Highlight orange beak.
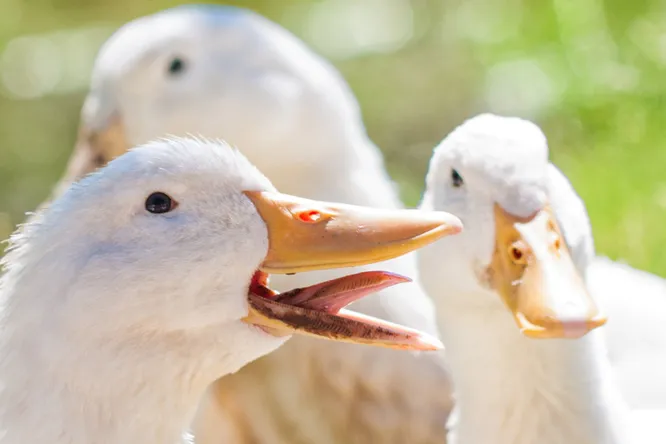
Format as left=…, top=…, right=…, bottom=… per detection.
left=486, top=204, right=606, bottom=339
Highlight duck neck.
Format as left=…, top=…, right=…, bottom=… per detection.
left=261, top=135, right=403, bottom=209
left=0, top=270, right=268, bottom=444
left=437, top=296, right=631, bottom=444
left=0, top=322, right=235, bottom=444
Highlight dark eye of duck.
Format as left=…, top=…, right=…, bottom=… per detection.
left=145, top=192, right=177, bottom=214
left=451, top=169, right=464, bottom=188
left=167, top=57, right=186, bottom=76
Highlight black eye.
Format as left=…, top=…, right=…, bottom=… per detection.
left=451, top=169, right=464, bottom=188
left=167, top=57, right=186, bottom=76
left=145, top=192, right=177, bottom=214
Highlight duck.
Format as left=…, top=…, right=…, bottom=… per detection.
left=0, top=137, right=463, bottom=444
left=49, top=5, right=456, bottom=443
left=417, top=113, right=666, bottom=444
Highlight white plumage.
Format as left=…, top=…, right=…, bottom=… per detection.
left=418, top=113, right=666, bottom=444
left=3, top=137, right=456, bottom=443
left=54, top=6, right=454, bottom=443
left=0, top=139, right=288, bottom=444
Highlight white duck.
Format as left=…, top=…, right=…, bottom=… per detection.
left=1, top=137, right=463, bottom=444
left=418, top=113, right=666, bottom=444
left=52, top=5, right=455, bottom=443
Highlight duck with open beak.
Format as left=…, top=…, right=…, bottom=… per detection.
left=486, top=204, right=607, bottom=339
left=240, top=190, right=463, bottom=350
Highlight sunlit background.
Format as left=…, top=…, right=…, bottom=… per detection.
left=1, top=0, right=664, bottom=275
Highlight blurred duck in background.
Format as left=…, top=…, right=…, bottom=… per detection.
left=48, top=5, right=455, bottom=444
left=418, top=114, right=666, bottom=444
left=1, top=137, right=459, bottom=444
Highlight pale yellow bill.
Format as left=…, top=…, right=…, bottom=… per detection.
left=244, top=190, right=463, bottom=274
left=51, top=115, right=130, bottom=200
left=240, top=191, right=463, bottom=350
left=487, top=204, right=606, bottom=339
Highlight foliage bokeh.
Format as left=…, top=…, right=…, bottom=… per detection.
left=1, top=0, right=664, bottom=274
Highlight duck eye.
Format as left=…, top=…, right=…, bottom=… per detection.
left=167, top=57, right=186, bottom=76
left=145, top=192, right=177, bottom=214
left=451, top=169, right=464, bottom=188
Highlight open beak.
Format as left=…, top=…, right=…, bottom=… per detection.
left=241, top=190, right=464, bottom=350
left=245, top=271, right=445, bottom=350
left=486, top=204, right=606, bottom=339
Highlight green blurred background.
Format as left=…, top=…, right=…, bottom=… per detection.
left=0, top=0, right=664, bottom=275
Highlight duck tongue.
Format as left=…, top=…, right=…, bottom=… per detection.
left=274, top=271, right=410, bottom=314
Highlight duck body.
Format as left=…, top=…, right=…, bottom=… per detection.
left=418, top=114, right=666, bottom=444
left=436, top=310, right=631, bottom=444
left=57, top=6, right=454, bottom=443
left=587, top=257, right=666, bottom=409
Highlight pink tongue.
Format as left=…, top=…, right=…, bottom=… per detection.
left=274, top=271, right=410, bottom=314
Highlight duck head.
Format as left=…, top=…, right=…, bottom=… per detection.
left=12, top=138, right=462, bottom=369
left=418, top=114, right=606, bottom=339
left=59, top=6, right=366, bottom=192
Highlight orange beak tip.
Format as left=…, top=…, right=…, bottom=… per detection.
left=519, top=327, right=545, bottom=339
left=515, top=311, right=608, bottom=340
left=590, top=314, right=608, bottom=330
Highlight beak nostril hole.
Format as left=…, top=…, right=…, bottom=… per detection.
left=553, top=237, right=562, bottom=251
left=296, top=210, right=322, bottom=223
left=508, top=244, right=527, bottom=265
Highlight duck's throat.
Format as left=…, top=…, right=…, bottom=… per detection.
left=438, top=305, right=630, bottom=444
left=0, top=319, right=267, bottom=444
left=0, top=337, right=207, bottom=444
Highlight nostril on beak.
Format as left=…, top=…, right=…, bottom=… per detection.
left=508, top=241, right=528, bottom=265
left=553, top=236, right=562, bottom=251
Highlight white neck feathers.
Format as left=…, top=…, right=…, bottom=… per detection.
left=436, top=299, right=631, bottom=444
